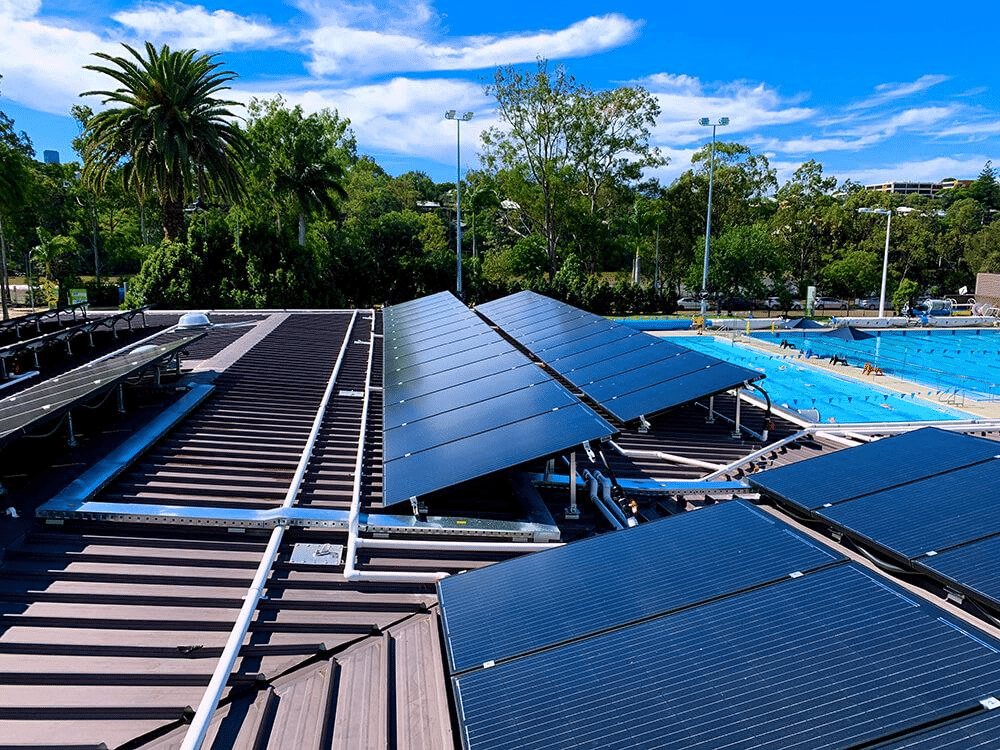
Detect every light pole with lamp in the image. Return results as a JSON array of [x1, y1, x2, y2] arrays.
[[445, 110, 473, 299], [698, 117, 729, 316], [857, 207, 892, 318]]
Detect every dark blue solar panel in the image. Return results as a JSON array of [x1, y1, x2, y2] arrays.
[[384, 366, 551, 426], [749, 427, 1000, 511], [382, 292, 616, 506], [874, 710, 1000, 749], [383, 402, 613, 502], [819, 459, 1000, 559], [438, 500, 843, 673], [477, 291, 762, 422], [917, 535, 1000, 610], [453, 564, 1000, 750], [604, 361, 768, 420], [385, 380, 580, 460]]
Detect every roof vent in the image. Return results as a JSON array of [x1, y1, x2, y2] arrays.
[[178, 311, 211, 330]]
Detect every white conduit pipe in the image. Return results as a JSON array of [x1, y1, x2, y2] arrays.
[[341, 314, 476, 583], [702, 430, 809, 481], [181, 310, 359, 750], [607, 440, 724, 472], [355, 537, 564, 553]]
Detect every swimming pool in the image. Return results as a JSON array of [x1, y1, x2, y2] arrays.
[[677, 335, 968, 424], [754, 328, 1000, 400]]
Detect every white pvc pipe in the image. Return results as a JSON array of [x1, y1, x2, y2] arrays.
[[355, 537, 563, 553], [608, 440, 725, 472], [181, 310, 358, 750]]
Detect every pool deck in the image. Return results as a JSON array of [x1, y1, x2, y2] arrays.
[[651, 328, 1000, 421]]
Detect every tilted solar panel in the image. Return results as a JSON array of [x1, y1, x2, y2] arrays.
[[917, 535, 1000, 612], [0, 335, 202, 443], [476, 290, 763, 423], [452, 564, 1000, 750], [749, 426, 1000, 511], [382, 292, 616, 506], [818, 459, 1000, 559], [439, 500, 844, 673]]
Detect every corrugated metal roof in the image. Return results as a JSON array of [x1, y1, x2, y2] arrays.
[[4, 305, 989, 750]]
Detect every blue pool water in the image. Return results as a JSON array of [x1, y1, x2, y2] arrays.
[[677, 336, 968, 424], [754, 328, 1000, 400]]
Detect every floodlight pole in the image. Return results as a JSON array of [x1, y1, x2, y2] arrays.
[[699, 117, 729, 317], [858, 207, 892, 318], [445, 110, 473, 300]]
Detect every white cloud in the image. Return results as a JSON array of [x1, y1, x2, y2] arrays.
[[645, 76, 814, 146], [0, 0, 40, 20], [849, 74, 950, 109], [303, 13, 643, 77], [933, 119, 1000, 138], [112, 2, 283, 51], [0, 17, 117, 114], [843, 155, 992, 185], [238, 77, 494, 167]]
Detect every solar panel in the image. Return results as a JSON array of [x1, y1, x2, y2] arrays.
[[476, 291, 763, 422], [917, 535, 1000, 612], [382, 292, 616, 506], [818, 459, 1000, 559], [0, 335, 201, 444], [871, 707, 1000, 749], [452, 564, 1000, 750], [439, 500, 844, 673], [749, 427, 1000, 511]]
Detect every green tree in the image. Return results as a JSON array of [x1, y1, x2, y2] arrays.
[[0, 78, 35, 319], [244, 96, 354, 246], [481, 59, 663, 274], [687, 224, 785, 307], [820, 250, 882, 305], [80, 42, 249, 242]]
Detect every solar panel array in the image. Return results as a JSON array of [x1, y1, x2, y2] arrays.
[[475, 290, 763, 422], [439, 500, 842, 673], [382, 292, 616, 506], [0, 335, 201, 443], [750, 427, 1000, 611], [748, 426, 1000, 511], [439, 500, 1000, 750]]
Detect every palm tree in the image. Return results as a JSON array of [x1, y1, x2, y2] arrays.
[[245, 97, 350, 246], [274, 137, 348, 246], [80, 42, 248, 242]]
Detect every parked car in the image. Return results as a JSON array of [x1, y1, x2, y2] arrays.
[[765, 297, 803, 310], [814, 297, 846, 310], [857, 297, 881, 309], [719, 296, 757, 312], [675, 296, 702, 311]]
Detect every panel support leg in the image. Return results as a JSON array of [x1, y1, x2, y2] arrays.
[[731, 388, 743, 439], [66, 411, 78, 448], [565, 452, 579, 520]]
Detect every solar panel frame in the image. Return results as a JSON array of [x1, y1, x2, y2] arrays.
[[0, 335, 202, 443], [916, 534, 1000, 612], [382, 292, 616, 506], [452, 563, 1000, 750], [749, 427, 1000, 511], [817, 459, 1000, 559], [477, 290, 763, 422], [383, 402, 614, 502], [869, 706, 1000, 749], [438, 500, 845, 674]]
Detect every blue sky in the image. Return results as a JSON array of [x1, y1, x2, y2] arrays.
[[1, 0, 998, 188]]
